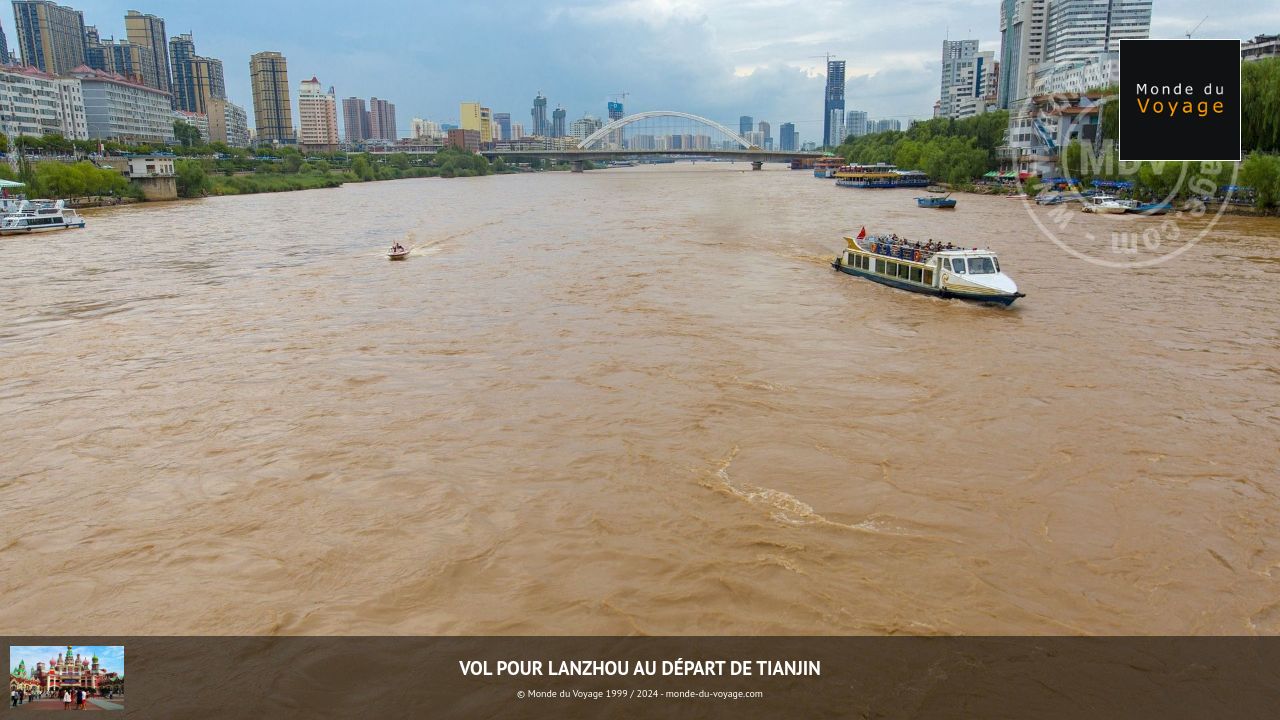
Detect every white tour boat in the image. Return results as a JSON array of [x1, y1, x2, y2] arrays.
[[1081, 195, 1135, 214], [0, 199, 86, 235], [832, 230, 1024, 306]]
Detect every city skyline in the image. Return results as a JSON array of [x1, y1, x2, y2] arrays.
[[0, 0, 1275, 139]]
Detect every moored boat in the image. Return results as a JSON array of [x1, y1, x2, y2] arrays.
[[1127, 201, 1172, 215], [831, 229, 1023, 306], [834, 163, 898, 188], [1081, 194, 1133, 214], [0, 199, 86, 235], [916, 195, 957, 209], [813, 158, 843, 178]]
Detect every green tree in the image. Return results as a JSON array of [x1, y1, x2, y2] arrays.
[[1241, 58, 1280, 153], [1240, 152, 1280, 209], [175, 159, 212, 198], [350, 154, 375, 181], [173, 120, 202, 147]]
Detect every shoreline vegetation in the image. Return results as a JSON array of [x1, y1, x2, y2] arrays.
[[832, 57, 1280, 214], [0, 127, 598, 204]]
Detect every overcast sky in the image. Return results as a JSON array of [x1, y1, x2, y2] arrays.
[[21, 0, 1280, 143]]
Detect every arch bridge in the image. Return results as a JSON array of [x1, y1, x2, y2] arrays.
[[479, 110, 822, 170]]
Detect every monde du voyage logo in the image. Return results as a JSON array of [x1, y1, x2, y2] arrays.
[[1120, 39, 1241, 162]]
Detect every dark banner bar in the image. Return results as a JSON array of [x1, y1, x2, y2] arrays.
[[6, 637, 1280, 719]]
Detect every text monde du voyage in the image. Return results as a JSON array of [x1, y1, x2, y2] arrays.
[[458, 659, 822, 677], [1133, 83, 1229, 118]]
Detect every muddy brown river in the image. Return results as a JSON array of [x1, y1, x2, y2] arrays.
[[1, 164, 1277, 635]]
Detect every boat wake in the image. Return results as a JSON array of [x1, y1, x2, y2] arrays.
[[701, 446, 956, 542]]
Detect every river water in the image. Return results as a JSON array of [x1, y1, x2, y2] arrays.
[[1, 164, 1277, 635]]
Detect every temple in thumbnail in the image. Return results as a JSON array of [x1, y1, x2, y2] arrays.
[[10, 646, 123, 696]]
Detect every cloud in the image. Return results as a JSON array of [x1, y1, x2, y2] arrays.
[[58, 0, 1280, 136]]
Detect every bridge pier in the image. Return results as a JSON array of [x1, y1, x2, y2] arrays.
[[571, 160, 585, 173], [751, 161, 763, 171]]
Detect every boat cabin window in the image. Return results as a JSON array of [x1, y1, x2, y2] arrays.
[[896, 264, 909, 279], [910, 267, 923, 283], [950, 258, 966, 274], [967, 257, 996, 274], [876, 259, 887, 275]]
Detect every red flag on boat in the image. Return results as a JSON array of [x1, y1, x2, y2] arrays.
[[856, 226, 866, 240]]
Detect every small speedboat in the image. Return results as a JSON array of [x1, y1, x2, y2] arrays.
[[916, 195, 956, 209], [388, 245, 410, 260], [1035, 194, 1065, 205]]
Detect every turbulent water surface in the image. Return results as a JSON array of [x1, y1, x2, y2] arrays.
[[1, 164, 1278, 635]]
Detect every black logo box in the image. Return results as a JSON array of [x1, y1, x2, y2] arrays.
[[1120, 39, 1241, 162]]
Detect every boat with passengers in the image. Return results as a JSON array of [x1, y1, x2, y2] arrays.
[[834, 163, 898, 188], [831, 228, 1024, 305], [0, 199, 86, 235]]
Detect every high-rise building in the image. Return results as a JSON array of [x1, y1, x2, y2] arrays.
[[1044, 0, 1151, 66], [297, 76, 338, 152], [13, 0, 86, 75], [207, 97, 250, 147], [569, 115, 602, 142], [106, 39, 160, 91], [738, 115, 752, 137], [778, 122, 797, 152], [0, 17, 9, 64], [169, 34, 223, 114], [823, 58, 845, 147], [83, 25, 107, 71], [756, 120, 771, 150], [410, 117, 441, 140], [843, 110, 868, 139], [341, 97, 369, 142], [493, 112, 510, 141], [997, 0, 1048, 109], [530, 92, 547, 136], [459, 101, 481, 135], [368, 97, 395, 141], [551, 106, 566, 137], [872, 118, 901, 133], [249, 51, 294, 144], [480, 106, 492, 144], [124, 10, 169, 95], [189, 55, 225, 114], [939, 39, 996, 119], [168, 33, 194, 110], [509, 122, 524, 139]]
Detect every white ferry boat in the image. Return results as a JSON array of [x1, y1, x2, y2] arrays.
[[1081, 195, 1134, 214], [831, 230, 1024, 306], [0, 199, 86, 234]]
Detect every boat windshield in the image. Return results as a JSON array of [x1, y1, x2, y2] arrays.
[[966, 257, 997, 274]]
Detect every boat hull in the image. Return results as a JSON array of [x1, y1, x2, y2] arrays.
[[916, 199, 957, 208], [832, 261, 1022, 306], [0, 221, 85, 235], [388, 252, 410, 260]]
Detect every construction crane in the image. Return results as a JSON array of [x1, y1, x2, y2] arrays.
[[1186, 15, 1208, 39]]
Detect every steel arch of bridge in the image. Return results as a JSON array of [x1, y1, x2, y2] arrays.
[[577, 111, 758, 150]]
